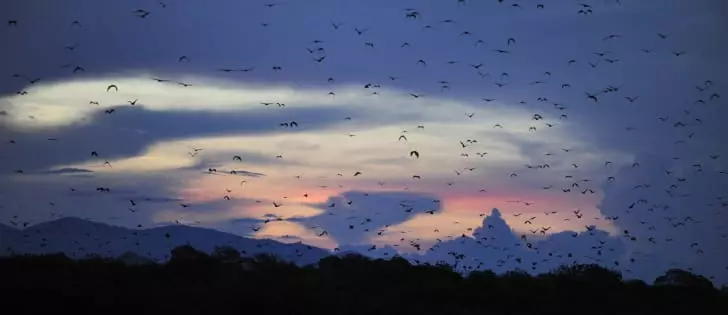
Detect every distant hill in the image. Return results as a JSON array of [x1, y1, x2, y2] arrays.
[[0, 217, 330, 265]]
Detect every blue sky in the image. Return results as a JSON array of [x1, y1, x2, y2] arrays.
[[1, 0, 727, 284]]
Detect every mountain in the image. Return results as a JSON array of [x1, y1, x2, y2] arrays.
[[0, 217, 331, 265]]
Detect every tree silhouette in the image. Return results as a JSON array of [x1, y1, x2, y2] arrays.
[[0, 245, 725, 315], [654, 268, 715, 291], [212, 245, 242, 264]]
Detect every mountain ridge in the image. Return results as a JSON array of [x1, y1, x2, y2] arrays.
[[0, 216, 331, 265]]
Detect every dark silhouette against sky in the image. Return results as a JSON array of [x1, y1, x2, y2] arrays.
[[1, 0, 727, 285]]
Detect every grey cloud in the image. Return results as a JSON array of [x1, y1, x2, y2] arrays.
[[289, 190, 442, 245], [39, 167, 94, 175], [225, 170, 265, 177], [0, 104, 362, 172], [174, 152, 276, 176], [357, 209, 691, 284], [0, 172, 188, 226], [597, 153, 728, 282]]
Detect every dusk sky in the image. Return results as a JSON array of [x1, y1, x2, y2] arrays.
[[1, 0, 727, 284]]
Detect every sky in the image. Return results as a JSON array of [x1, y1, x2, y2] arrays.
[[1, 0, 727, 284]]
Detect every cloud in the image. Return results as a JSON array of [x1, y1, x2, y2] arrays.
[[330, 206, 724, 285], [39, 167, 94, 175], [289, 190, 442, 246], [1, 76, 429, 130], [1, 75, 577, 173], [357, 209, 634, 280], [0, 76, 627, 217], [597, 153, 728, 282]]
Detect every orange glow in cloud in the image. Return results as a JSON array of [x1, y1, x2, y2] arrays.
[[172, 173, 345, 224], [369, 189, 617, 245], [173, 169, 617, 248]]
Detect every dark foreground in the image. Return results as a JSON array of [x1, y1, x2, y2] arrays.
[[1, 245, 726, 315]]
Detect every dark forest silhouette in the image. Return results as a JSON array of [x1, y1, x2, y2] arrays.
[[1, 245, 726, 315]]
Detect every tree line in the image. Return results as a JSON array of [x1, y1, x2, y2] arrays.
[[1, 245, 726, 315]]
